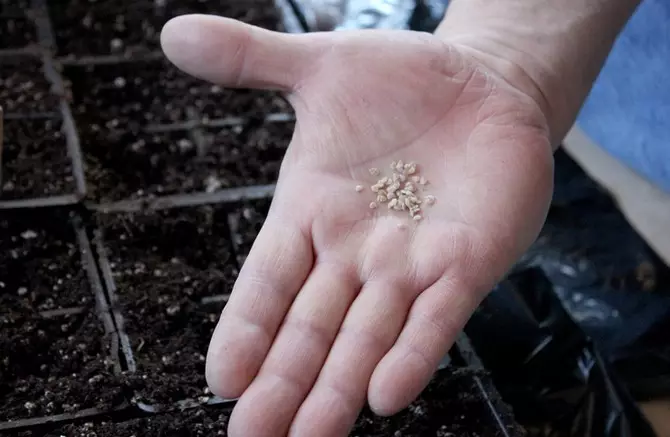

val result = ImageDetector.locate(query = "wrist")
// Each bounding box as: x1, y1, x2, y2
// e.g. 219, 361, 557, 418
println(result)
434, 0, 641, 147
435, 29, 569, 148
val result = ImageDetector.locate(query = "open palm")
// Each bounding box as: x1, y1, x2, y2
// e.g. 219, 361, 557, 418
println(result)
162, 15, 554, 437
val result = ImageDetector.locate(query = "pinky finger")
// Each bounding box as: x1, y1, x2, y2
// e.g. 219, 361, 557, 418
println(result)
366, 276, 486, 416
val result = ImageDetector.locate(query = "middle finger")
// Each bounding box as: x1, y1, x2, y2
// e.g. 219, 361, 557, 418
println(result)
288, 278, 415, 437
227, 259, 361, 437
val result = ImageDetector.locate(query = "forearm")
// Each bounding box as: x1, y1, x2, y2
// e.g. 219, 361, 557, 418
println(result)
435, 0, 641, 146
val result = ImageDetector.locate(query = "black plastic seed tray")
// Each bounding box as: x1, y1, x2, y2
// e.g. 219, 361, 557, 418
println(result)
92, 203, 240, 413
0, 0, 87, 209
77, 116, 294, 206
2, 0, 300, 210
45, 0, 297, 206
43, 339, 521, 437
87, 193, 523, 436
0, 210, 127, 433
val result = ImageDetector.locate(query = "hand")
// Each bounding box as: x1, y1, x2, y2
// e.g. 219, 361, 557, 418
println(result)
161, 15, 554, 437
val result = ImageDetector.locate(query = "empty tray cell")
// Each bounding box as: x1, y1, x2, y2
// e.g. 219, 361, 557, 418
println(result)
0, 56, 59, 114
0, 211, 92, 312
83, 120, 292, 203
201, 120, 293, 188
0, 7, 37, 50
0, 310, 123, 421
228, 198, 271, 266
97, 206, 238, 407
1, 118, 75, 200
63, 60, 204, 126
83, 129, 198, 202
62, 59, 290, 128
49, 0, 287, 57
351, 368, 521, 436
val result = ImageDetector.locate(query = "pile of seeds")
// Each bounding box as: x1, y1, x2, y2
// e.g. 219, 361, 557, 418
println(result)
357, 160, 436, 222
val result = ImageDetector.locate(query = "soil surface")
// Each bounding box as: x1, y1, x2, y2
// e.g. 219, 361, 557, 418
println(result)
0, 56, 59, 115
351, 369, 510, 437
0, 5, 36, 50
0, 211, 92, 312
0, 211, 123, 421
79, 119, 293, 203
62, 59, 288, 128
62, 58, 291, 127
1, 118, 76, 200
50, 369, 508, 436
97, 206, 238, 407
228, 198, 271, 266
49, 0, 286, 57
55, 406, 231, 436
0, 308, 123, 421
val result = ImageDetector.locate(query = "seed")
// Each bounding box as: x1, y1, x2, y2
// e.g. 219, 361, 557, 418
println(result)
365, 160, 434, 222
355, 185, 364, 192
424, 195, 436, 205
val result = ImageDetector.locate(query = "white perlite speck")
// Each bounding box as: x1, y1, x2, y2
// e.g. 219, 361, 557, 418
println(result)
359, 160, 435, 222
21, 230, 38, 240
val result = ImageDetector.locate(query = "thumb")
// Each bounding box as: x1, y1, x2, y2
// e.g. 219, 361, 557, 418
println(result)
160, 14, 324, 92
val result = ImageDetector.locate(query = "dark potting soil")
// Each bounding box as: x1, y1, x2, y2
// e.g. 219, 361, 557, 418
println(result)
80, 120, 293, 203
351, 370, 513, 437
49, 0, 285, 57
54, 406, 230, 436
62, 59, 290, 128
1, 118, 75, 200
97, 207, 238, 406
227, 198, 271, 266
0, 310, 123, 421
0, 10, 37, 50
52, 369, 511, 436
0, 57, 59, 115
0, 211, 92, 313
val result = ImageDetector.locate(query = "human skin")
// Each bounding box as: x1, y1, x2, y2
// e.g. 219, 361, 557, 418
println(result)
160, 0, 640, 435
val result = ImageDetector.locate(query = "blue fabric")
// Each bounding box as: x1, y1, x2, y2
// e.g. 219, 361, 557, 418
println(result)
576, 0, 670, 193
432, 0, 670, 193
